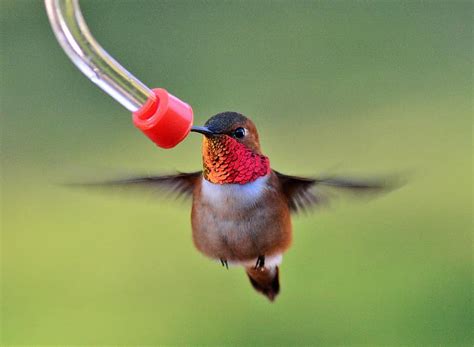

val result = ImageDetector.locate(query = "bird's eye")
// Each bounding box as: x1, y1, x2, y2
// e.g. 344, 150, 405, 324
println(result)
232, 127, 246, 139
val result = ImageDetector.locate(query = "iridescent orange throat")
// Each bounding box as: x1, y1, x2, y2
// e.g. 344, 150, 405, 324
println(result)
202, 136, 270, 184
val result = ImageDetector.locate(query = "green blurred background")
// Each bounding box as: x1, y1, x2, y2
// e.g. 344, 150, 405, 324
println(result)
1, 0, 472, 345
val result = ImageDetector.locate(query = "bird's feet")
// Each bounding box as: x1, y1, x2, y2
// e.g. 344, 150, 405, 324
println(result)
220, 258, 228, 269
254, 255, 265, 270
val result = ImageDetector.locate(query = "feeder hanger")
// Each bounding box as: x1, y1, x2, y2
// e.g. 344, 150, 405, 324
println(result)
44, 0, 194, 148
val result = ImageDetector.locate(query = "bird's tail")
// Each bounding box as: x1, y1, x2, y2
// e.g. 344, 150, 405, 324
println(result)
245, 266, 280, 302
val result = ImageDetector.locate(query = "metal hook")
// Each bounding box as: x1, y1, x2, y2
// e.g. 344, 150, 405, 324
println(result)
45, 0, 153, 112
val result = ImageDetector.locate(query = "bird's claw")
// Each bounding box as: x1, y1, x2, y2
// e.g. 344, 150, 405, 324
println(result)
254, 255, 265, 270
220, 258, 228, 269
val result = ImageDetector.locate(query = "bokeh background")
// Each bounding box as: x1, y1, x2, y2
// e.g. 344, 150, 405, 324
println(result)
1, 0, 472, 345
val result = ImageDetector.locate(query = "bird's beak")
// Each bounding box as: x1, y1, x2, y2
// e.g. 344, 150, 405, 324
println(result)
190, 126, 216, 137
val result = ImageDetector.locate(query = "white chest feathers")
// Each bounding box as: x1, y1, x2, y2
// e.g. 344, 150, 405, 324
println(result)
200, 174, 271, 208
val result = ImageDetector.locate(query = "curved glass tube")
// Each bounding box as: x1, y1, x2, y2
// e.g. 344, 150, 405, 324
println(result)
45, 0, 153, 112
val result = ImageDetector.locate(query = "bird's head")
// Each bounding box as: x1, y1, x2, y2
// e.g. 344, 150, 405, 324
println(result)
191, 112, 270, 184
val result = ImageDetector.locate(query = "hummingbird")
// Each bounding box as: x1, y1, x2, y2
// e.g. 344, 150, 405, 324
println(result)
89, 112, 388, 301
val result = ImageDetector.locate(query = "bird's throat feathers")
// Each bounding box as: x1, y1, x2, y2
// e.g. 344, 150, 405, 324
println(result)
202, 136, 270, 184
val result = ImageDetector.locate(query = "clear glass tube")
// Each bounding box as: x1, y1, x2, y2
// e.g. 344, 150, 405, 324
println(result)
44, 0, 153, 112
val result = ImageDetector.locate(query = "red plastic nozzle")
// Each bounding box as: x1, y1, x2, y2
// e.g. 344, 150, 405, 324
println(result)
132, 88, 193, 148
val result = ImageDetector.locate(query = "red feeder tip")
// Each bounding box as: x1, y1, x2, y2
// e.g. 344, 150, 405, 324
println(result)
132, 88, 193, 148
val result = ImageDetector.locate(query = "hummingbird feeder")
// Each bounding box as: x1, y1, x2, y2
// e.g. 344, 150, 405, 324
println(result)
44, 0, 194, 148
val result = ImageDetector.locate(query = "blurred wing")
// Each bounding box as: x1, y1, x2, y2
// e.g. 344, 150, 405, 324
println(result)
69, 171, 202, 200
274, 170, 392, 213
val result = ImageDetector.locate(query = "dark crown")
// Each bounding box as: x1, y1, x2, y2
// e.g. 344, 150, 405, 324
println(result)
204, 112, 247, 134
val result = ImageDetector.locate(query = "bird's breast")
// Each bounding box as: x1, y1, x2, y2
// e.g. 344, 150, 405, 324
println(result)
200, 174, 271, 209
191, 173, 292, 261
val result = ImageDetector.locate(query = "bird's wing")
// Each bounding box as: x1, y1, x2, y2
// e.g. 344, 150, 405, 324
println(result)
274, 170, 392, 213
69, 171, 202, 200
